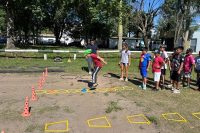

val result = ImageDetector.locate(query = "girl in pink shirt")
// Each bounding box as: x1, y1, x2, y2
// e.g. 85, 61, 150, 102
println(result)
183, 48, 195, 88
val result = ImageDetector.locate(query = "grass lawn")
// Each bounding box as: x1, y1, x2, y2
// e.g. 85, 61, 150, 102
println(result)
0, 52, 197, 77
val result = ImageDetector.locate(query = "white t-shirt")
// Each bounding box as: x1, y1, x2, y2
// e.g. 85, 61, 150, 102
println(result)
160, 51, 169, 69
120, 50, 131, 64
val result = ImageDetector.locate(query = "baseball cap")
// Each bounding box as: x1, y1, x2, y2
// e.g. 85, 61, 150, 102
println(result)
186, 48, 193, 53
84, 49, 92, 56
153, 49, 161, 54
160, 44, 167, 48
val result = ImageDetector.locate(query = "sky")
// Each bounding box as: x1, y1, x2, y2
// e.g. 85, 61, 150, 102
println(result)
142, 0, 200, 26
142, 0, 165, 25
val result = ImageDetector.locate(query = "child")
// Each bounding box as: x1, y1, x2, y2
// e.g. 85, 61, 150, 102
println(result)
167, 48, 176, 89
159, 45, 170, 89
85, 39, 98, 74
183, 48, 195, 88
84, 49, 107, 88
152, 50, 164, 91
139, 47, 151, 90
170, 46, 184, 94
195, 51, 200, 91
119, 43, 131, 81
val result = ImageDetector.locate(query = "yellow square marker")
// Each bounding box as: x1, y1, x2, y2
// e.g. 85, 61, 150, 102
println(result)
46, 90, 58, 94
162, 113, 187, 122
68, 89, 81, 94
35, 90, 47, 95
127, 114, 151, 125
96, 88, 109, 93
87, 116, 112, 128
56, 89, 69, 94
192, 112, 200, 120
45, 120, 69, 132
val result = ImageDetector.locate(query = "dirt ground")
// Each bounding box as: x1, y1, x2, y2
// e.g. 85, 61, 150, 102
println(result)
0, 72, 200, 133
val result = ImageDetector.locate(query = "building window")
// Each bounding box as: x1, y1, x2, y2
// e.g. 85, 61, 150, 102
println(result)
191, 38, 197, 52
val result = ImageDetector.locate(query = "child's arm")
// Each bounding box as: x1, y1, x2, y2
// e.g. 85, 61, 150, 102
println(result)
168, 59, 171, 71
178, 62, 184, 74
147, 61, 151, 71
190, 58, 195, 72
97, 56, 107, 65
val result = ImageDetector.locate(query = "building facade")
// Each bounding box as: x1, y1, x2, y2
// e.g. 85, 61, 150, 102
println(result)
191, 29, 200, 53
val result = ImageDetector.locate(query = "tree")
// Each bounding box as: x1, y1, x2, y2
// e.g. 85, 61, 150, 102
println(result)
159, 0, 200, 50
75, 0, 128, 46
1, 0, 16, 48
129, 0, 163, 49
0, 7, 6, 34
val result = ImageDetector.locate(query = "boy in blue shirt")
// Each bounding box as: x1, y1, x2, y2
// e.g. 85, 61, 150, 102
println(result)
139, 47, 151, 90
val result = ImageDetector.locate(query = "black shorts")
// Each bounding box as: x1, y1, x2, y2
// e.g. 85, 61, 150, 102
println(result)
171, 71, 181, 82
161, 69, 166, 75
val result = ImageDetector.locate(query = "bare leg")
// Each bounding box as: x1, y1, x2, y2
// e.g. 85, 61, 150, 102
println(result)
125, 65, 129, 79
156, 81, 160, 90
144, 77, 147, 85
187, 77, 190, 86
120, 64, 124, 79
172, 80, 176, 88
176, 81, 180, 90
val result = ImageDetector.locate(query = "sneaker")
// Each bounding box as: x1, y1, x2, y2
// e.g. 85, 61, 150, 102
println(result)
125, 78, 128, 82
93, 83, 99, 87
153, 88, 159, 92
171, 87, 175, 91
161, 86, 165, 90
173, 89, 180, 94
143, 86, 147, 90
138, 85, 143, 88
89, 72, 92, 75
167, 84, 172, 89
119, 78, 124, 81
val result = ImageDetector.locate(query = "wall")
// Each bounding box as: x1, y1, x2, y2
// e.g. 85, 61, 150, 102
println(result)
192, 30, 200, 52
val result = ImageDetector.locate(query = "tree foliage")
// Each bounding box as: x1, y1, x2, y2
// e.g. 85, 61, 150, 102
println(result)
159, 0, 200, 49
0, 0, 132, 47
129, 0, 163, 49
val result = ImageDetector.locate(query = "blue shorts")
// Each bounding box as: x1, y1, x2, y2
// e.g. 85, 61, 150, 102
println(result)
140, 67, 148, 78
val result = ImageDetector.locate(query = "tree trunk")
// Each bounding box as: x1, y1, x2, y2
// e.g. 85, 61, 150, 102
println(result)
118, 0, 123, 50
54, 24, 61, 45
174, 13, 184, 48
183, 30, 190, 51
6, 1, 15, 49
143, 32, 149, 50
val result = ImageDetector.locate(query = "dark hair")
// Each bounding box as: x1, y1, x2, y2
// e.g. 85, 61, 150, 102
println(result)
160, 44, 167, 48
142, 47, 148, 52
186, 48, 193, 53
122, 42, 129, 53
177, 46, 184, 51
90, 38, 96, 42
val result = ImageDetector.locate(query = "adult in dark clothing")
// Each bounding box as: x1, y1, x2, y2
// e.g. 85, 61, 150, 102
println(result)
86, 39, 98, 74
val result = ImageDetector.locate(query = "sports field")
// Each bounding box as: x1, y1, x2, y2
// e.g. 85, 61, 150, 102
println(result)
0, 52, 200, 133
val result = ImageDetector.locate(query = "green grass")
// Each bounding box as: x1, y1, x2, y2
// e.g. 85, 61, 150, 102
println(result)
25, 124, 43, 132
105, 101, 123, 113
146, 115, 159, 125
63, 106, 75, 113
0, 52, 198, 78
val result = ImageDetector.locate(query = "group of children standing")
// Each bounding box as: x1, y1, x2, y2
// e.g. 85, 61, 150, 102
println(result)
84, 41, 200, 92
119, 44, 200, 94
